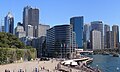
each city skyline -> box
[0,0,120,28]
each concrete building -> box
[70,16,84,48]
[15,22,26,43]
[15,22,24,34]
[91,30,101,50]
[46,25,76,58]
[104,24,110,48]
[27,25,33,37]
[112,25,119,48]
[4,12,14,34]
[37,24,50,37]
[91,21,104,49]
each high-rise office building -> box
[84,24,91,42]
[112,25,119,48]
[23,6,31,32]
[37,24,50,37]
[106,31,112,48]
[23,6,39,37]
[91,21,104,49]
[83,24,91,50]
[46,25,75,58]
[104,24,110,48]
[70,16,84,48]
[28,8,39,37]
[91,30,101,50]
[4,12,14,34]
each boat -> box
[102,52,109,55]
[112,53,119,57]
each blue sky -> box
[0,0,120,29]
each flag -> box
[64,43,66,48]
[66,44,69,48]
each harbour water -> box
[89,55,120,72]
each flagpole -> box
[61,43,62,58]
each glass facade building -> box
[70,16,84,48]
[4,12,14,34]
[46,25,76,58]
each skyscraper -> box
[91,30,101,50]
[91,21,104,49]
[83,24,91,50]
[70,16,84,48]
[4,12,14,34]
[104,24,110,48]
[112,25,119,48]
[106,31,112,48]
[23,6,31,32]
[23,6,39,37]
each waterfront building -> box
[104,24,110,48]
[46,25,76,58]
[4,12,14,34]
[70,16,84,48]
[112,25,119,48]
[37,24,50,37]
[91,30,101,50]
[23,6,39,37]
[91,21,104,49]
[106,31,112,48]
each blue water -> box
[89,55,120,72]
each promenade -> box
[0,58,101,72]
[0,59,60,72]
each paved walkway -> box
[0,60,60,72]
